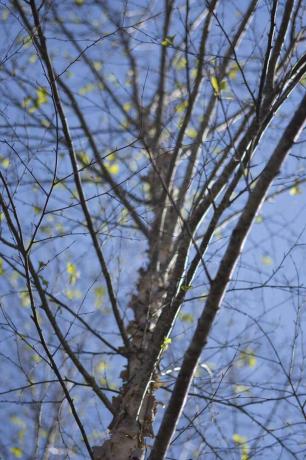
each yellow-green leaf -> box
[95,286,105,307]
[255,215,263,224]
[248,355,256,367]
[54,223,64,235]
[233,434,249,460]
[121,118,130,129]
[36,87,48,106]
[40,225,52,235]
[186,128,197,139]
[93,61,102,71]
[0,157,10,169]
[228,64,239,80]
[105,163,119,175]
[261,255,273,266]
[28,105,38,114]
[22,97,32,108]
[22,88,47,113]
[10,416,26,428]
[211,76,227,95]
[289,184,302,196]
[75,0,84,5]
[71,189,79,200]
[119,208,129,225]
[123,102,132,112]
[191,68,198,78]
[220,79,227,91]
[213,228,222,240]
[233,384,250,394]
[10,447,23,458]
[32,353,42,363]
[77,151,91,166]
[20,291,31,308]
[210,76,220,95]
[79,83,95,95]
[241,446,249,460]
[236,349,256,368]
[18,429,25,443]
[22,35,32,49]
[66,262,79,285]
[300,75,306,87]
[161,337,172,351]
[180,284,192,292]
[179,312,194,323]
[29,54,38,64]
[175,100,188,113]
[174,56,187,70]
[161,35,175,47]
[232,433,247,443]
[41,118,51,128]
[0,258,4,275]
[96,361,108,372]
[65,289,82,300]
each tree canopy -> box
[0,1,306,459]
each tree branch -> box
[149,91,306,460]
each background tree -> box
[0,1,306,459]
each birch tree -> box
[0,1,306,459]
